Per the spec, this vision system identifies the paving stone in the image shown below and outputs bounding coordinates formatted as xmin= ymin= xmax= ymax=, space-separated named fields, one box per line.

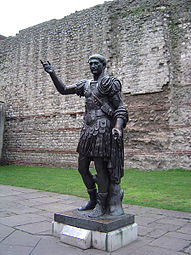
xmin=111 ymin=237 xmax=155 ymax=255
xmin=145 ymin=207 xmax=167 ymax=215
xmin=149 ymin=236 xmax=191 ymax=252
xmin=177 ymin=223 xmax=191 ymax=235
xmin=148 ymin=222 xmax=180 ymax=232
xmin=54 ymin=194 xmax=80 ymax=200
xmin=0 ymin=185 xmax=190 ymax=255
xmin=18 ymin=197 xmax=62 ymax=207
xmin=30 ymin=236 xmax=85 ymax=255
xmin=135 ymin=215 xmax=157 ymax=226
xmin=137 ymin=226 xmax=153 ymax=236
xmin=3 ymin=204 xmax=41 ymax=214
xmin=0 ymin=186 xmax=24 ymax=197
xmin=67 ymin=199 xmax=89 ymax=207
xmin=140 ymin=213 xmax=165 ymax=220
xmin=84 ymin=248 xmax=110 ymax=254
xmin=165 ymin=231 xmax=191 ymax=241
xmin=15 ymin=221 xmax=52 ymax=234
xmin=1 ymin=230 xmax=41 ymax=247
xmin=0 ymin=213 xmax=47 ymax=227
xmin=13 ymin=188 xmax=41 ymax=193
xmin=19 ymin=192 xmax=52 ymax=199
xmin=0 ymin=196 xmax=21 ymax=209
xmin=124 ymin=205 xmax=151 ymax=216
xmin=0 ymin=224 xmax=15 ymax=242
xmin=157 ymin=210 xmax=191 ymax=219
xmin=184 ymin=245 xmax=191 ymax=254
xmin=156 ymin=217 xmax=189 ymax=226
xmin=36 ymin=210 xmax=54 ymax=219
xmin=34 ymin=202 xmax=77 ymax=213
xmin=0 ymin=195 xmax=23 ymax=202
xmin=0 ymin=244 xmax=33 ymax=255
xmin=147 ymin=228 xmax=168 ymax=238
xmin=118 ymin=244 xmax=186 ymax=255
xmin=0 ymin=211 xmax=17 ymax=217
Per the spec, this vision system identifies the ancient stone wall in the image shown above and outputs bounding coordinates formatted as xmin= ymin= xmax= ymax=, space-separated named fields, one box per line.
xmin=0 ymin=102 xmax=5 ymax=162
xmin=0 ymin=0 xmax=191 ymax=169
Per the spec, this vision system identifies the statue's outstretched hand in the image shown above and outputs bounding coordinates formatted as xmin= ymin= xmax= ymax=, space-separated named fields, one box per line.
xmin=40 ymin=60 xmax=54 ymax=73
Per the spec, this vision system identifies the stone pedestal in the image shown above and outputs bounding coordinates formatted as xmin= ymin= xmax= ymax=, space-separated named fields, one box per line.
xmin=52 ymin=209 xmax=138 ymax=252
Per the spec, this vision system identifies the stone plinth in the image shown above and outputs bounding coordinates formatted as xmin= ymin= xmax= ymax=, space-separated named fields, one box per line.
xmin=52 ymin=209 xmax=138 ymax=251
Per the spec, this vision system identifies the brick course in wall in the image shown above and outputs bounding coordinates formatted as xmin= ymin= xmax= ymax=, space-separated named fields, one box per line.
xmin=0 ymin=0 xmax=191 ymax=169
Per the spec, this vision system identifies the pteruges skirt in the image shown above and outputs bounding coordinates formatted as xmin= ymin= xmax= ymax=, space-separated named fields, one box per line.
xmin=77 ymin=117 xmax=111 ymax=159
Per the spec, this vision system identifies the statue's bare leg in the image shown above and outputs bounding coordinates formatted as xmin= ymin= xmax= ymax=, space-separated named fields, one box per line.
xmin=88 ymin=158 xmax=109 ymax=218
xmin=78 ymin=154 xmax=97 ymax=211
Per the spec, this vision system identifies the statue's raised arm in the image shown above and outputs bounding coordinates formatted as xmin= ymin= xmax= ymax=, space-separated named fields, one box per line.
xmin=41 ymin=60 xmax=77 ymax=95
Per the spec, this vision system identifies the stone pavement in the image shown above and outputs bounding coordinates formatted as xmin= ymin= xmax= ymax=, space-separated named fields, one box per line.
xmin=0 ymin=184 xmax=190 ymax=255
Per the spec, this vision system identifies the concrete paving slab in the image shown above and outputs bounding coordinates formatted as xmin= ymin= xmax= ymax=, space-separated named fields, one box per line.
xmin=5 ymin=185 xmax=42 ymax=193
xmin=137 ymin=225 xmax=153 ymax=236
xmin=18 ymin=196 xmax=63 ymax=207
xmin=3 ymin=204 xmax=41 ymax=214
xmin=36 ymin=210 xmax=54 ymax=219
xmin=0 ymin=244 xmax=33 ymax=255
xmin=124 ymin=205 xmax=151 ymax=216
xmin=111 ymin=237 xmax=155 ymax=255
xmin=184 ymin=245 xmax=191 ymax=254
xmin=34 ymin=202 xmax=77 ymax=213
xmin=135 ymin=215 xmax=157 ymax=226
xmin=165 ymin=231 xmax=191 ymax=241
xmin=0 ymin=185 xmax=191 ymax=255
xmin=84 ymin=247 xmax=111 ymax=254
xmin=0 ymin=186 xmax=24 ymax=197
xmin=0 ymin=213 xmax=48 ymax=227
xmin=157 ymin=210 xmax=191 ymax=219
xmin=146 ymin=228 xmax=168 ymax=239
xmin=177 ymin=223 xmax=191 ymax=234
xmin=1 ymin=230 xmax=41 ymax=247
xmin=15 ymin=221 xmax=52 ymax=235
xmin=0 ymin=211 xmax=17 ymax=217
xmin=147 ymin=221 xmax=181 ymax=232
xmin=18 ymin=191 xmax=53 ymax=199
xmin=155 ymin=217 xmax=189 ymax=226
xmin=118 ymin=244 xmax=186 ymax=255
xmin=0 ymin=224 xmax=15 ymax=242
xmin=149 ymin=236 xmax=191 ymax=252
xmin=30 ymin=236 xmax=85 ymax=255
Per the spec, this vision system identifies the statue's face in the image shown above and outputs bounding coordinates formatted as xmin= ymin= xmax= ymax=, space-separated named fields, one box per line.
xmin=89 ymin=59 xmax=104 ymax=76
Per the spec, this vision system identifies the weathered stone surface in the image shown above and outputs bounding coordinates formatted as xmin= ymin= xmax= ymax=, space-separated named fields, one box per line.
xmin=0 ymin=0 xmax=191 ymax=170
xmin=0 ymin=102 xmax=5 ymax=162
xmin=54 ymin=209 xmax=134 ymax=232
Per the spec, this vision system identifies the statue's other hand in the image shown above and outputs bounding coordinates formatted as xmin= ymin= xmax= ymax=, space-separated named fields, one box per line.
xmin=40 ymin=60 xmax=54 ymax=73
xmin=112 ymin=127 xmax=122 ymax=140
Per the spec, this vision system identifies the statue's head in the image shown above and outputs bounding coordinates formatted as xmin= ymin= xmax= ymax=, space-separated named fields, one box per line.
xmin=88 ymin=54 xmax=106 ymax=76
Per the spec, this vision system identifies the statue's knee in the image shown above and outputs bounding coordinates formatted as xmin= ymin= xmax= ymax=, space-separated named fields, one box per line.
xmin=78 ymin=166 xmax=84 ymax=175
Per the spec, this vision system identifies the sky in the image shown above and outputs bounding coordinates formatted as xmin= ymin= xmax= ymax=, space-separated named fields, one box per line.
xmin=1 ymin=0 xmax=107 ymax=37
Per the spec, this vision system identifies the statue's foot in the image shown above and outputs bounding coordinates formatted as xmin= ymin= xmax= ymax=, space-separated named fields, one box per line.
xmin=78 ymin=200 xmax=96 ymax=211
xmin=88 ymin=203 xmax=105 ymax=218
xmin=109 ymin=204 xmax=124 ymax=216
xmin=78 ymin=187 xmax=97 ymax=211
xmin=88 ymin=192 xmax=108 ymax=218
xmin=108 ymin=184 xmax=124 ymax=216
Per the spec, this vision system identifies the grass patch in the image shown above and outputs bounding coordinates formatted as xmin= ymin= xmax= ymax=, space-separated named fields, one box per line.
xmin=0 ymin=165 xmax=190 ymax=212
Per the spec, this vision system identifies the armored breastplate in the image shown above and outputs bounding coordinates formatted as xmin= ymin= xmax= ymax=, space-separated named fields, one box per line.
xmin=84 ymin=81 xmax=108 ymax=125
xmin=84 ymin=81 xmax=99 ymax=108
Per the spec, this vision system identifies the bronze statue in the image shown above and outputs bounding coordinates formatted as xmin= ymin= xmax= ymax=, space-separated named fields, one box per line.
xmin=41 ymin=54 xmax=128 ymax=218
